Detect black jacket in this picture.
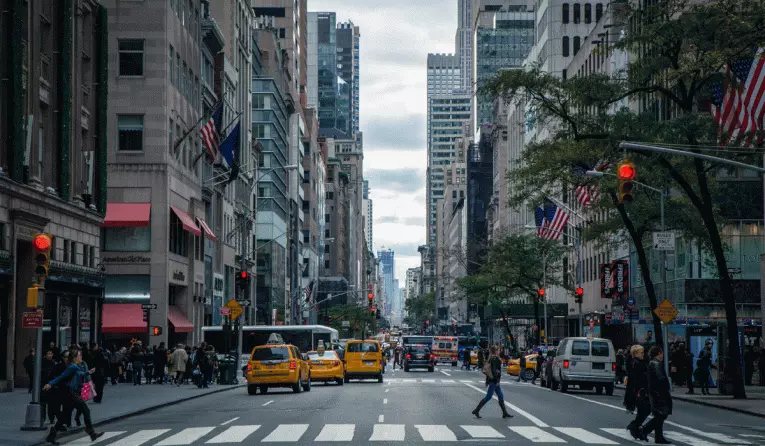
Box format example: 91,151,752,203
485,356,502,384
91,349,110,377
624,358,648,411
154,348,168,368
647,358,672,416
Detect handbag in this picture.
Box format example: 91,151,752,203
81,381,97,401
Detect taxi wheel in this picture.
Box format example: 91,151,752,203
303,375,311,392
247,384,258,395
343,376,349,383
605,383,614,396
293,380,302,393
260,385,268,394
337,378,344,386
595,384,603,395
377,374,383,383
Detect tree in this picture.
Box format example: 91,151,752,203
327,304,374,339
457,233,567,347
483,0,765,398
404,292,435,329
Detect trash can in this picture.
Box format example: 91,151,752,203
217,355,237,385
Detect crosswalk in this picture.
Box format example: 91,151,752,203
63,424,755,445
384,378,515,385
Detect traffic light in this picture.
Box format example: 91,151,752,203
617,159,636,204
370,305,376,315
575,287,584,303
26,285,41,308
33,233,52,281
142,309,149,322
367,292,374,303
152,326,162,336
537,288,545,301
236,270,249,297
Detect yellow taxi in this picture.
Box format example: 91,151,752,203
507,353,538,380
246,333,311,395
343,339,384,383
307,342,344,385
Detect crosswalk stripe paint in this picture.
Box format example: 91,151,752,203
664,431,719,446
460,425,504,439
155,427,215,445
369,424,405,441
261,424,309,442
421,379,436,383
401,379,416,383
415,425,457,442
67,431,125,444
599,428,645,444
460,380,473,383
664,422,751,445
107,429,170,446
314,424,355,442
509,426,566,443
441,379,455,383
463,383,548,427
554,427,618,444
205,425,261,444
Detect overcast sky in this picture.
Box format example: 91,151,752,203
309,0,457,285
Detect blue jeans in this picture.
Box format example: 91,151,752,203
482,381,504,403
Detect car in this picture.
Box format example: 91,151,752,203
506,354,538,381
344,339,384,383
246,334,311,395
403,345,436,372
550,337,616,395
307,349,344,385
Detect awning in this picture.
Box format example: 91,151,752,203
103,203,151,227
196,217,217,242
102,303,147,333
168,306,194,333
170,206,202,236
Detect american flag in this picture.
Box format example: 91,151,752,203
575,160,609,207
710,51,765,146
303,281,313,304
200,103,222,162
535,206,548,238
543,198,569,240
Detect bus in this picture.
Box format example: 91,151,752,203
401,335,434,350
433,336,459,366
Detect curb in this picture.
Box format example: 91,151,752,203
31,384,244,446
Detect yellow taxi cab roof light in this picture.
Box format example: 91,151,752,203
266,333,285,344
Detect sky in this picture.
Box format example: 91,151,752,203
308,0,457,284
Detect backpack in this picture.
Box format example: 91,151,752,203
482,356,494,379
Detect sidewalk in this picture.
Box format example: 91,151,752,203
616,382,765,419
0,381,243,446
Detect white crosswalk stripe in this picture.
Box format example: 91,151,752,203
67,431,125,444
663,431,720,446
369,424,406,441
205,425,261,443
599,428,645,444
414,425,457,442
509,426,566,443
155,427,215,445
261,424,309,442
107,429,170,446
313,424,355,442
460,425,505,438
554,427,619,444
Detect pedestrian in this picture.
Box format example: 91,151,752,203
170,344,188,386
462,347,472,371
517,353,527,382
531,352,543,385
615,348,626,384
471,345,512,419
684,347,694,394
638,346,672,444
108,344,122,385
392,346,399,370
48,342,62,362
623,345,650,440
24,348,36,393
194,345,209,388
40,350,57,425
50,351,69,429
758,347,765,387
143,346,154,385
154,342,168,384
695,341,713,395
744,346,756,386
129,344,144,386
43,349,104,445
90,343,109,403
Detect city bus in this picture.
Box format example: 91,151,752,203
433,336,459,366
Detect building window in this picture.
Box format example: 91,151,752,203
324,260,330,269
279,28,286,38
169,45,174,85
324,245,330,253
118,39,144,76
584,3,592,23
326,191,334,200
302,230,309,244
573,36,581,55
303,170,310,184
596,3,603,21
103,226,151,252
117,115,144,151
562,3,569,23
573,3,581,23
562,36,570,57
169,212,189,257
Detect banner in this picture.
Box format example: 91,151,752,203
600,260,629,299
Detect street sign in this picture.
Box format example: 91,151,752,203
652,232,675,251
653,299,679,324
341,321,350,328
225,299,243,320
237,300,250,307
141,303,157,310
220,307,231,316
626,297,636,308
22,311,43,328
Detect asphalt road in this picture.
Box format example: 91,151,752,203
56,365,765,445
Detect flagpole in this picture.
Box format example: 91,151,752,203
175,99,222,152
544,195,586,220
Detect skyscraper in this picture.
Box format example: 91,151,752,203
456,0,473,91
377,250,395,316
337,21,360,138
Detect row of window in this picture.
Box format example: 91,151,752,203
169,45,201,110
561,3,603,25
170,0,200,41
54,239,97,268
561,36,582,57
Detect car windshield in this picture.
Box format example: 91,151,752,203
346,342,379,353
251,347,290,361
307,351,338,360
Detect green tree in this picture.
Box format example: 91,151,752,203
483,0,765,398
327,304,374,339
404,292,435,329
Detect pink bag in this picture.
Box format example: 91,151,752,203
81,382,97,401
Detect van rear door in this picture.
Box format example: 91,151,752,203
569,339,591,374
590,340,613,375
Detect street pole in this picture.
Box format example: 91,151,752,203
576,227,583,337
543,252,548,347
22,288,45,431
659,189,671,390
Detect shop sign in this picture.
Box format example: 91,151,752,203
169,268,187,285
102,255,150,263
600,260,629,299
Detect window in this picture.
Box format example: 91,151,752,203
325,214,330,223
117,115,144,151
176,54,181,86
324,245,330,253
562,36,570,57
168,118,174,153
596,3,603,21
573,3,581,23
181,61,187,97
591,341,610,357
572,340,589,356
169,212,189,256
303,170,310,184
169,45,174,85
103,226,151,251
562,69,568,80
562,3,569,23
118,39,144,76
302,230,309,244
573,36,581,55
325,191,334,200
279,28,286,38
584,3,592,23
324,259,330,269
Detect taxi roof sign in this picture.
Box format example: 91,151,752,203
266,333,285,344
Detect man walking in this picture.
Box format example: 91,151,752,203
517,352,527,382
130,343,144,386
170,344,188,386
639,346,672,444
23,348,35,393
90,343,109,403
471,345,512,419
154,342,168,384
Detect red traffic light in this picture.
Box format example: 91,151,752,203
425,320,429,325
617,163,636,180
575,287,584,296
367,293,373,301
538,288,545,297
240,271,248,279
33,234,52,251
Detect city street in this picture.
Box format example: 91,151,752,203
55,366,765,445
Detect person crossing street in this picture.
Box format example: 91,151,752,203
471,345,512,419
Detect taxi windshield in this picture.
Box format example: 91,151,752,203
251,347,290,361
347,342,379,353
307,351,338,360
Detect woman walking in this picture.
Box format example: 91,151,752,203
43,349,104,444
639,346,672,444
623,345,650,440
471,345,513,419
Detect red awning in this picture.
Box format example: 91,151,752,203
102,303,147,333
170,206,202,236
197,217,217,242
103,203,151,227
168,306,194,333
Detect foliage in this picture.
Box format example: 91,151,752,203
404,292,435,327
326,303,375,338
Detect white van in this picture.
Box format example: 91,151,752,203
550,337,616,395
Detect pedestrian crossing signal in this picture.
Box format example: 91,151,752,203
152,326,162,336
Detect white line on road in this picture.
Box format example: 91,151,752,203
156,427,216,445
220,417,239,426
463,382,548,427
441,370,452,376
509,426,565,443
554,427,618,444
378,415,384,422
314,424,355,442
415,425,458,442
261,424,309,442
370,424,405,441
109,429,170,446
68,431,125,444
385,388,389,393
460,425,505,439
206,426,261,444
441,379,455,383
383,398,388,404
262,400,274,406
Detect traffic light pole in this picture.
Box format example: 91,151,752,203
22,288,45,431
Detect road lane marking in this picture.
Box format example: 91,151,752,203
599,428,646,444
554,427,618,444
378,415,384,422
108,429,170,446
155,427,216,445
220,417,239,426
370,424,405,441
460,425,505,438
460,380,473,383
509,426,565,443
463,383,548,427
205,426,260,443
314,424,355,442
441,379,455,383
68,431,125,444
415,425,457,442
421,379,436,383
385,388,389,393
262,400,274,406
402,378,416,383
664,431,719,446
383,398,388,404
441,370,451,376
261,424,309,442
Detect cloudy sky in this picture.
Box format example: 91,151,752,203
309,0,457,284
